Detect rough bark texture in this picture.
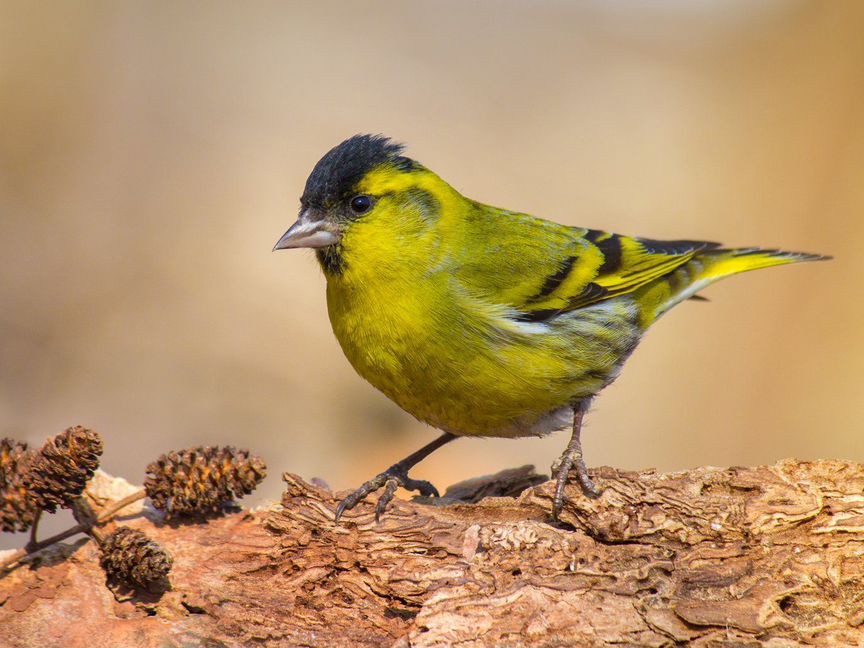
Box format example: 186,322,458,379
2,460,864,647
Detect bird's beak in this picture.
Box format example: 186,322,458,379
273,209,340,251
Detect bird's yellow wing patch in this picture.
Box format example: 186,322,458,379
518,232,720,319
573,233,720,304
452,207,719,321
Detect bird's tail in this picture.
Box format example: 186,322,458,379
639,247,830,325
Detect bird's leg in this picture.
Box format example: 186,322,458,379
552,403,601,520
335,432,456,523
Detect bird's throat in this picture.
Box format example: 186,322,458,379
316,245,345,276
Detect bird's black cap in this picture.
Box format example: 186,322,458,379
301,134,416,209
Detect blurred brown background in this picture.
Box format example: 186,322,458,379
2,1,862,547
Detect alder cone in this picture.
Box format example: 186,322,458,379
0,438,37,532
25,426,103,513
144,445,266,518
99,526,172,590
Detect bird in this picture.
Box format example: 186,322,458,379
274,134,829,522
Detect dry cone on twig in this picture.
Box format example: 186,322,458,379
144,446,266,518
99,526,172,591
25,426,103,513
1,439,38,532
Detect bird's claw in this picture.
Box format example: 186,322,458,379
551,452,601,521
335,465,440,523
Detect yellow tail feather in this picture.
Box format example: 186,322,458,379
641,248,830,325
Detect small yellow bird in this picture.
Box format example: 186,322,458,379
274,134,828,521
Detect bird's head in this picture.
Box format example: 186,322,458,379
273,135,465,276
274,134,444,275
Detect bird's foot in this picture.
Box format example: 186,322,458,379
335,464,439,523
551,449,601,521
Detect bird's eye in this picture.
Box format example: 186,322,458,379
349,195,373,214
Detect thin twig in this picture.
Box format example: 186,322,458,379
0,490,146,573
26,510,42,550
95,490,147,523
73,497,106,545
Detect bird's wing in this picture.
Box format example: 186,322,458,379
451,207,719,322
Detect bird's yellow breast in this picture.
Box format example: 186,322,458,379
325,211,478,432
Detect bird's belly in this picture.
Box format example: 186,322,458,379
326,280,639,438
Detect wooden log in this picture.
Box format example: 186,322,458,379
2,460,864,647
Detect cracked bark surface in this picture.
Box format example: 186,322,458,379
2,460,864,647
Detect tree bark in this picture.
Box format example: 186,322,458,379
2,460,864,647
